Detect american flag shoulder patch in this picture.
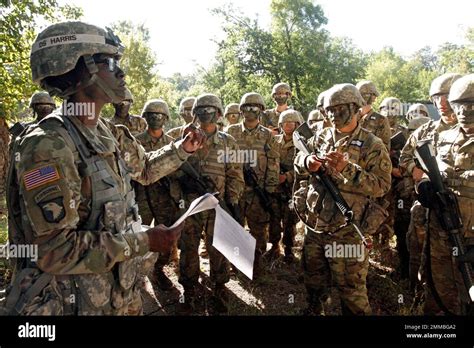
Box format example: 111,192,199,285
23,165,60,191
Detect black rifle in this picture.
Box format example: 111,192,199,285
243,164,272,211
415,139,474,303
390,131,407,168
180,161,242,223
293,122,370,248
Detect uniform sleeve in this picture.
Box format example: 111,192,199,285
339,138,392,198
224,135,244,204
264,133,280,193
399,130,420,175
294,135,317,176
17,130,149,275
378,116,392,151
107,123,191,186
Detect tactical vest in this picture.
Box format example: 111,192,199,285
3,114,146,315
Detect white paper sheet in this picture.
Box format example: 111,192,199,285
163,193,256,280
213,205,256,280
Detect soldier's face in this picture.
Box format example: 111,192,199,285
114,100,131,117
144,112,167,130
91,53,127,104
226,113,240,125
33,104,55,120
181,107,193,123
274,93,289,106
433,93,455,119
451,101,474,129
326,104,353,129
241,105,261,122
281,121,297,135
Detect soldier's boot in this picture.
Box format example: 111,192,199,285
266,243,282,260
176,286,196,315
300,290,324,316
253,252,264,279
212,283,229,314
283,247,295,264
154,267,173,291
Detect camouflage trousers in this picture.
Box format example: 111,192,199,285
407,201,427,290
302,227,371,315
135,182,178,271
240,188,270,256
178,207,229,288
269,193,298,249
422,210,469,315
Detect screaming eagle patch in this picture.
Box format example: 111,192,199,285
39,197,66,223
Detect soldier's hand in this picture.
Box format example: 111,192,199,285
182,124,205,153
412,167,424,182
146,223,183,253
326,151,348,173
392,167,402,178
279,173,287,183
305,155,323,173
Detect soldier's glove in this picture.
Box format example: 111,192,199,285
146,223,183,253
416,180,436,209
227,203,242,225
457,247,474,264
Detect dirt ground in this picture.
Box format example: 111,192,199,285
0,216,420,316
140,222,420,316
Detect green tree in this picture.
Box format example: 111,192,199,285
0,0,82,121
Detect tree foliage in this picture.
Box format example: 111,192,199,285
0,0,82,121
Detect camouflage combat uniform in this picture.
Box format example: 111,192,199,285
359,109,391,150
134,130,180,276
295,123,392,315
3,109,190,315
226,123,279,268
400,119,457,289
166,125,186,140
177,130,244,290
110,114,147,136
421,125,473,314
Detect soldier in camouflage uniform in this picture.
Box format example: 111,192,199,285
262,83,292,134
416,73,474,314
226,92,280,277
110,88,147,136
0,21,203,316
295,84,391,315
377,96,412,276
28,91,56,123
0,117,10,216
223,103,240,131
166,97,196,140
356,80,391,150
406,103,430,122
177,94,244,314
307,110,325,133
267,110,301,262
134,99,180,290
400,73,462,293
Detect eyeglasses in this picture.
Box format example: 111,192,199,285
226,113,240,117
241,105,261,112
93,55,121,72
118,101,131,106
194,106,218,116
146,112,168,119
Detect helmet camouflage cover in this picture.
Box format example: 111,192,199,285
179,97,196,114
193,93,224,115
240,92,265,110
29,91,55,107
142,99,170,117
272,82,291,96
323,83,366,109
379,97,402,117
356,80,379,97
278,109,302,126
224,103,240,116
429,73,462,97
